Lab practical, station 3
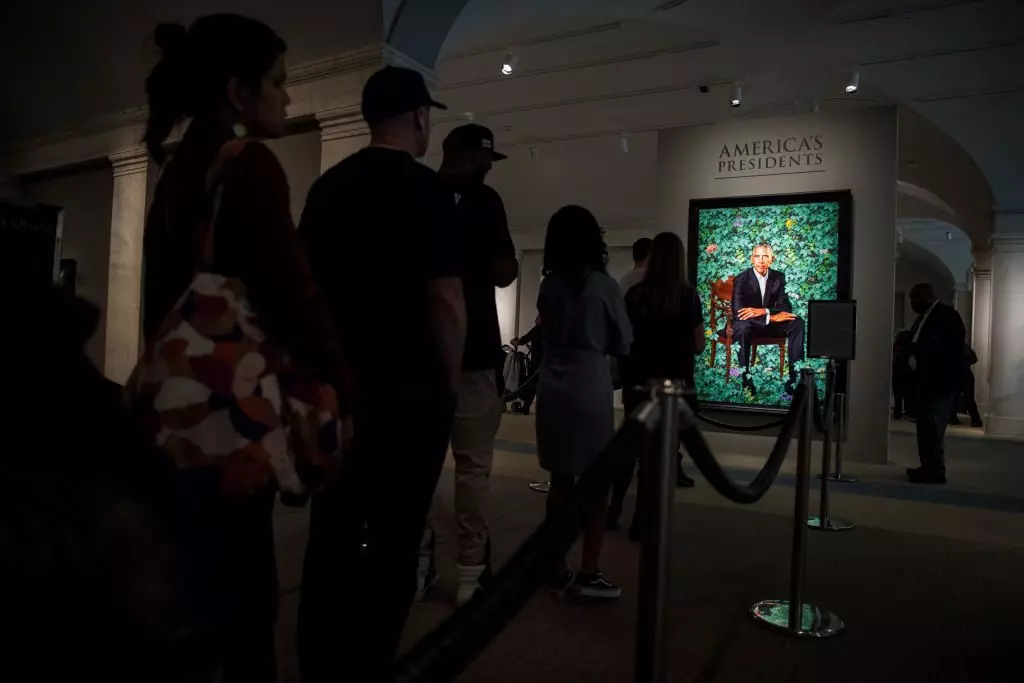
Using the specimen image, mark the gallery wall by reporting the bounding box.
[659,108,899,464]
[20,164,114,369]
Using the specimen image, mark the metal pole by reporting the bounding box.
[829,393,858,483]
[788,372,813,630]
[751,370,844,637]
[635,380,678,683]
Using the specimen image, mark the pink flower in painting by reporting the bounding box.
[733,219,743,227]
[706,244,718,255]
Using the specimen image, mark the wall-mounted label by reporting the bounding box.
[716,135,824,178]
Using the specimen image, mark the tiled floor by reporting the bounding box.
[270,413,1024,682]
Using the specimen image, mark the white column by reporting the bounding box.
[970,256,992,412]
[986,226,1024,438]
[317,105,369,173]
[105,147,149,384]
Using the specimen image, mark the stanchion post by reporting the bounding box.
[751,370,844,637]
[635,380,679,683]
[829,393,857,483]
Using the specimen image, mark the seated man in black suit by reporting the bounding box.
[906,282,966,484]
[731,243,804,394]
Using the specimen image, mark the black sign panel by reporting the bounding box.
[0,200,62,290]
[807,299,857,360]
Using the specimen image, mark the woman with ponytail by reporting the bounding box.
[138,14,350,683]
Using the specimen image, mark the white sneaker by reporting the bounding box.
[455,563,489,607]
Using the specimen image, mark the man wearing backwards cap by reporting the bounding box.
[297,66,466,682]
[415,124,517,607]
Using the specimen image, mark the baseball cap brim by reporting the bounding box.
[429,98,448,112]
[491,150,508,161]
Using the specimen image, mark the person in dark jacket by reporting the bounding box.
[1,288,216,683]
[611,232,703,539]
[905,283,966,484]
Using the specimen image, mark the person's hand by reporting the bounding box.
[737,307,768,321]
[769,311,797,323]
[511,337,520,346]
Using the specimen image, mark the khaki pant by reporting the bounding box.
[422,369,502,566]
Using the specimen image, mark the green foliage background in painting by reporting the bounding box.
[693,201,840,409]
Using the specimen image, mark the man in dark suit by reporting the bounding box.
[731,243,804,394]
[905,283,966,484]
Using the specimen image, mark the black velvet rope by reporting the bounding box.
[393,417,653,683]
[679,380,808,505]
[694,411,788,432]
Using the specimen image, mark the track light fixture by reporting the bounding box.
[501,52,519,76]
[730,84,742,107]
[620,132,629,154]
[845,70,860,94]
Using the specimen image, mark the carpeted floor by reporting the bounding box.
[271,470,1024,682]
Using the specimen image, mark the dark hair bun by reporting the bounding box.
[154,22,187,56]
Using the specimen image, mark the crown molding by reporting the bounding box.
[109,147,149,177]
[317,104,368,141]
[1,44,434,178]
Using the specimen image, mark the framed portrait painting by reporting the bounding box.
[688,191,852,412]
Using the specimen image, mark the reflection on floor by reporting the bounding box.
[270,414,1024,682]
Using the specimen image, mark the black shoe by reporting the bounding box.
[742,378,757,396]
[548,566,574,594]
[906,467,947,484]
[971,419,984,428]
[571,572,622,600]
[677,469,695,488]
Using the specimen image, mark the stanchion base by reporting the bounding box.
[807,515,855,531]
[750,600,844,638]
[528,481,551,493]
[818,473,859,483]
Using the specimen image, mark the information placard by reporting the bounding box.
[807,300,857,360]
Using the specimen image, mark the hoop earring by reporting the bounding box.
[232,122,248,138]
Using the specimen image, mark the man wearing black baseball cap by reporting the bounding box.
[297,66,465,682]
[415,124,517,607]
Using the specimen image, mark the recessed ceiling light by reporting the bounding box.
[501,52,519,76]
[845,70,860,94]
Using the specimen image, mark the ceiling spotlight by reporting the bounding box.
[501,52,519,76]
[813,99,820,115]
[730,84,742,108]
[845,70,860,94]
[528,144,538,161]
[898,235,904,245]
[620,133,629,154]
[946,230,952,241]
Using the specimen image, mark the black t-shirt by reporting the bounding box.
[298,147,461,392]
[621,284,704,388]
[444,178,515,371]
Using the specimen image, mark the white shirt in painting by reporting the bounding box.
[754,269,771,324]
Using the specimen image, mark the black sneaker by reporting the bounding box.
[677,469,695,488]
[571,572,622,599]
[548,567,574,594]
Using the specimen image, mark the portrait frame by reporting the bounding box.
[687,190,853,413]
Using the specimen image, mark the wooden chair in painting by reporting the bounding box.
[708,276,788,381]
[708,277,736,381]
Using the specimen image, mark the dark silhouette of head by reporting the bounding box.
[632,237,653,266]
[636,232,691,316]
[909,282,937,315]
[542,205,608,291]
[144,14,289,164]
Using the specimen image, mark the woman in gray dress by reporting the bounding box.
[535,206,633,599]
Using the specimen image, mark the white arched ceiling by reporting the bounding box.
[897,218,973,287]
[430,0,1017,231]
